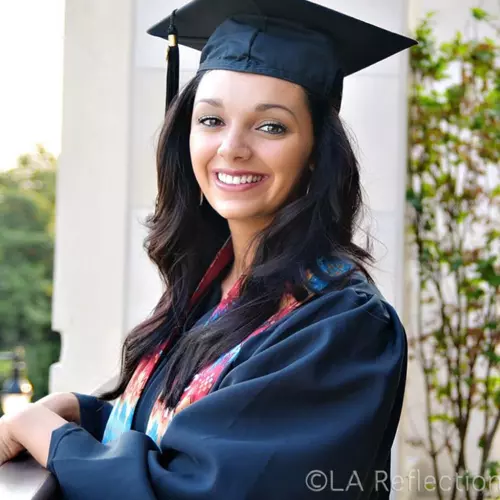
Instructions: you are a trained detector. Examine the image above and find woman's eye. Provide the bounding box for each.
[258,123,287,135]
[198,116,223,127]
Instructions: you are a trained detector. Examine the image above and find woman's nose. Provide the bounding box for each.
[217,129,252,162]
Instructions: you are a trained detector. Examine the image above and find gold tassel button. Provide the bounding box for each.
[168,34,177,47]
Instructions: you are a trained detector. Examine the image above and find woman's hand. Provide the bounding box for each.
[0,393,79,466]
[0,404,69,468]
[35,392,81,424]
[0,414,25,465]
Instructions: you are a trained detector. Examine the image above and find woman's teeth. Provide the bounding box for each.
[217,173,263,185]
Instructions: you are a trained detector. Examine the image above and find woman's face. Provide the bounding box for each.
[190,70,314,222]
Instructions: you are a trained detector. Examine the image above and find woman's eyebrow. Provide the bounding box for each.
[255,103,296,119]
[194,98,223,107]
[194,99,296,120]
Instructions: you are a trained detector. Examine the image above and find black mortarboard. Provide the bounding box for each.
[147,0,417,113]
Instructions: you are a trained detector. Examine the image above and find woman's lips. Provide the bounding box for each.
[213,172,269,192]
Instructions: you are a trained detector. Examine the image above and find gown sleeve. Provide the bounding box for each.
[71,393,114,441]
[47,286,407,500]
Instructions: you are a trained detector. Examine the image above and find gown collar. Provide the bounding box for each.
[189,236,355,313]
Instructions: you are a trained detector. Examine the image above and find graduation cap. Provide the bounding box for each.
[147,0,417,113]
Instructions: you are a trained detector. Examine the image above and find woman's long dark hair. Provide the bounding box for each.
[99,72,374,408]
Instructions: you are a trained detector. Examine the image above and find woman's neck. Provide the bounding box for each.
[222,217,272,295]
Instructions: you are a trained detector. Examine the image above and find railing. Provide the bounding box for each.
[0,376,117,499]
[0,456,58,500]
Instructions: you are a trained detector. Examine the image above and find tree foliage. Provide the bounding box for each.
[407,9,499,500]
[0,146,60,401]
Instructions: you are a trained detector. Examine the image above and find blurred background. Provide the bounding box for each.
[0,1,498,499]
[0,0,63,408]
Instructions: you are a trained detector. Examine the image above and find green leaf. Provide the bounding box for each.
[451,256,464,271]
[421,182,436,198]
[429,413,456,424]
[406,188,423,213]
[471,475,486,490]
[484,349,500,365]
[471,7,489,20]
[476,258,500,287]
[486,461,500,479]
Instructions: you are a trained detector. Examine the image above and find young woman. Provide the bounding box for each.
[0,1,416,498]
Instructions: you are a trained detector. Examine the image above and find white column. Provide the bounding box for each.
[50,0,137,393]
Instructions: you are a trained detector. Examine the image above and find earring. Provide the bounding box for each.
[306,165,314,196]
[199,189,204,206]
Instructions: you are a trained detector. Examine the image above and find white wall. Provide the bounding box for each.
[409,0,499,39]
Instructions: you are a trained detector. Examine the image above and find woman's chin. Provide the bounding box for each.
[211,202,266,222]
[216,210,260,221]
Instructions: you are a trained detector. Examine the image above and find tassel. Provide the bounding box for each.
[165,10,179,113]
[331,70,344,113]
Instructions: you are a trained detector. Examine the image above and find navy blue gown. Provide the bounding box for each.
[46,270,407,499]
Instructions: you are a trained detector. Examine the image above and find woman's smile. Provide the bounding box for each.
[213,169,271,192]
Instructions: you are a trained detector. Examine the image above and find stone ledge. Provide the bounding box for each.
[0,454,59,500]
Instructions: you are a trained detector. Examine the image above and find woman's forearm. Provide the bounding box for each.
[8,403,69,468]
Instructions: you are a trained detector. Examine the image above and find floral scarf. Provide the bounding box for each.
[102,239,352,446]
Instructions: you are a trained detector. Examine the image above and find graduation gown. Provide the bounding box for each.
[46,255,407,500]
